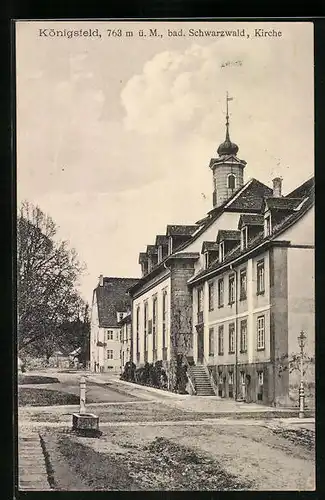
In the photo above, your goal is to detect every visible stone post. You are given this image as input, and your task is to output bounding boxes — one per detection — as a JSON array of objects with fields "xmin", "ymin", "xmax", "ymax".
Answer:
[{"xmin": 80, "ymin": 376, "xmax": 86, "ymax": 414}]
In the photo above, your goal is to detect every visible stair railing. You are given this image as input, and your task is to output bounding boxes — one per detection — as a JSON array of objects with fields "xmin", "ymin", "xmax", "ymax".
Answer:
[{"xmin": 201, "ymin": 354, "xmax": 219, "ymax": 396}]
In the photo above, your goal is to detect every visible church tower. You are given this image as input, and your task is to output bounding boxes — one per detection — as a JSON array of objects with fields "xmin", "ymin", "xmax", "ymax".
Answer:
[{"xmin": 209, "ymin": 93, "xmax": 246, "ymax": 208}]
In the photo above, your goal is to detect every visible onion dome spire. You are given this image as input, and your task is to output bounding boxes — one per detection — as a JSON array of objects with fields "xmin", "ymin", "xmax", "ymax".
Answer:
[{"xmin": 217, "ymin": 92, "xmax": 239, "ymax": 156}]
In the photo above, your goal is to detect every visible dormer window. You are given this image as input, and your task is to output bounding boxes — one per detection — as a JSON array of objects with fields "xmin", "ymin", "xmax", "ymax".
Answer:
[
  {"xmin": 264, "ymin": 214, "xmax": 271, "ymax": 237},
  {"xmin": 168, "ymin": 237, "xmax": 173, "ymax": 255},
  {"xmin": 219, "ymin": 241, "xmax": 225, "ymax": 262},
  {"xmin": 241, "ymin": 226, "xmax": 248, "ymax": 250},
  {"xmin": 117, "ymin": 312, "xmax": 126, "ymax": 323},
  {"xmin": 227, "ymin": 174, "xmax": 236, "ymax": 190},
  {"xmin": 204, "ymin": 252, "xmax": 209, "ymax": 269},
  {"xmin": 158, "ymin": 246, "xmax": 163, "ymax": 263}
]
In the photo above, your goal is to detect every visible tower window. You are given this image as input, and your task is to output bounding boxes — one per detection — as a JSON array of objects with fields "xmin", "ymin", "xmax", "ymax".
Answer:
[{"xmin": 227, "ymin": 174, "xmax": 236, "ymax": 190}]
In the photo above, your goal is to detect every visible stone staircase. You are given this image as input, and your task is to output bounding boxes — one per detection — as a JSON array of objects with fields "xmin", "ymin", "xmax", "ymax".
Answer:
[{"xmin": 188, "ymin": 365, "xmax": 216, "ymax": 396}]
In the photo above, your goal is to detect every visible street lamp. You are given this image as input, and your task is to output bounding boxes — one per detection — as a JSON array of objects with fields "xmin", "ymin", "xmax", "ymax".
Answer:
[{"xmin": 298, "ymin": 330, "xmax": 307, "ymax": 419}]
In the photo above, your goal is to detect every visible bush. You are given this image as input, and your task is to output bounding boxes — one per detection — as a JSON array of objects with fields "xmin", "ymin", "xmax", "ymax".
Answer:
[
  {"xmin": 120, "ymin": 361, "xmax": 136, "ymax": 382},
  {"xmin": 177, "ymin": 363, "xmax": 188, "ymax": 394},
  {"xmin": 126, "ymin": 358, "xmax": 189, "ymax": 394}
]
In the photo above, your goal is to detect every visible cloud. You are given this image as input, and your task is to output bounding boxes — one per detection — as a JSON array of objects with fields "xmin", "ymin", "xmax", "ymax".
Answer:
[{"xmin": 16, "ymin": 23, "xmax": 314, "ymax": 301}]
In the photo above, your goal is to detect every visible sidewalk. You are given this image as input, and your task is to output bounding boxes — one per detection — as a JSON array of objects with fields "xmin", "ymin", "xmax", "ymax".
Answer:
[
  {"xmin": 87, "ymin": 373, "xmax": 315, "ymax": 420},
  {"xmin": 18, "ymin": 429, "xmax": 51, "ymax": 490}
]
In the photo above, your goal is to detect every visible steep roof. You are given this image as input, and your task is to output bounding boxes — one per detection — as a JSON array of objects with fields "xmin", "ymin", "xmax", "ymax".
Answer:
[
  {"xmin": 129, "ymin": 178, "xmax": 274, "ymax": 295},
  {"xmin": 238, "ymin": 214, "xmax": 264, "ymax": 229},
  {"xmin": 188, "ymin": 177, "xmax": 314, "ymax": 286},
  {"xmin": 146, "ymin": 245, "xmax": 158, "ymax": 255},
  {"xmin": 138, "ymin": 252, "xmax": 147, "ymax": 264},
  {"xmin": 95, "ymin": 277, "xmax": 139, "ymax": 328},
  {"xmin": 202, "ymin": 241, "xmax": 219, "ymax": 253},
  {"xmin": 264, "ymin": 197, "xmax": 304, "ymax": 211},
  {"xmin": 155, "ymin": 235, "xmax": 169, "ymax": 246},
  {"xmin": 286, "ymin": 176, "xmax": 314, "ymax": 199},
  {"xmin": 216, "ymin": 230, "xmax": 241, "ymax": 243},
  {"xmin": 166, "ymin": 224, "xmax": 198, "ymax": 236},
  {"xmin": 224, "ymin": 178, "xmax": 273, "ymax": 211}
]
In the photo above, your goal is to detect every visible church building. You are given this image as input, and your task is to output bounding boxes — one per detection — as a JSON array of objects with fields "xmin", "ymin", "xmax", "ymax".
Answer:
[{"xmin": 127, "ymin": 96, "xmax": 314, "ymax": 406}]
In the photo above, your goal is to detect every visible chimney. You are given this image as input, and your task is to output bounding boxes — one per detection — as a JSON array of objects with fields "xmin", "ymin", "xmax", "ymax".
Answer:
[
  {"xmin": 272, "ymin": 177, "xmax": 282, "ymax": 197},
  {"xmin": 99, "ymin": 274, "xmax": 104, "ymax": 287}
]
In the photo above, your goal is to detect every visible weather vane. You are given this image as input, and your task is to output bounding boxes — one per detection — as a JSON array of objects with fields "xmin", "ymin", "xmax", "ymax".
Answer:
[{"xmin": 226, "ymin": 91, "xmax": 234, "ymax": 125}]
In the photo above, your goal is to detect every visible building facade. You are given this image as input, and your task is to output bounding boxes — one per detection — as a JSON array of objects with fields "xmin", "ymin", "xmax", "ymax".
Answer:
[
  {"xmin": 127, "ymin": 101, "xmax": 314, "ymax": 405},
  {"xmin": 90, "ymin": 275, "xmax": 138, "ymax": 373},
  {"xmin": 188, "ymin": 177, "xmax": 314, "ymax": 405}
]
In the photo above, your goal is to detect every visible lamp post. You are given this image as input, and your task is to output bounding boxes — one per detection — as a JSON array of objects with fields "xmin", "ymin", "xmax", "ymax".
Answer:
[{"xmin": 298, "ymin": 330, "xmax": 307, "ymax": 419}]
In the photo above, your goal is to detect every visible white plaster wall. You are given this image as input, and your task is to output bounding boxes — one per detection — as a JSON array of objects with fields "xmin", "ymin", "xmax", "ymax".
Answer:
[
  {"xmin": 193, "ymin": 251, "xmax": 271, "ymax": 367},
  {"xmin": 287, "ymin": 247, "xmax": 315, "ymax": 359},
  {"xmin": 186, "ymin": 211, "xmax": 242, "ymax": 273},
  {"xmin": 103, "ymin": 327, "xmax": 121, "ymax": 372},
  {"xmin": 132, "ymin": 276, "xmax": 171, "ymax": 364},
  {"xmin": 273, "ymin": 205, "xmax": 314, "ymax": 245}
]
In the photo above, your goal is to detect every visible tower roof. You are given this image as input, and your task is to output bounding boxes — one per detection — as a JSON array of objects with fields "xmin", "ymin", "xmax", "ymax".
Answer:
[{"xmin": 217, "ymin": 93, "xmax": 239, "ymax": 157}]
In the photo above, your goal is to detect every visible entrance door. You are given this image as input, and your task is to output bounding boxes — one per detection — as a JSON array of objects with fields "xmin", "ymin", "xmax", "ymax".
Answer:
[{"xmin": 197, "ymin": 332, "xmax": 204, "ymax": 364}]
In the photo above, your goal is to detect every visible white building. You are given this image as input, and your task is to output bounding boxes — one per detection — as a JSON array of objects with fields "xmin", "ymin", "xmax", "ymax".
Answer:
[{"xmin": 90, "ymin": 275, "xmax": 138, "ymax": 373}]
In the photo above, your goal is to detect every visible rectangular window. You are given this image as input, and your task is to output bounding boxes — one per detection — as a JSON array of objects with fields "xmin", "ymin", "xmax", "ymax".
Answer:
[
  {"xmin": 219, "ymin": 241, "xmax": 225, "ymax": 262},
  {"xmin": 240, "ymin": 371, "xmax": 245, "ymax": 385},
  {"xmin": 258, "ymin": 371, "xmax": 264, "ymax": 385},
  {"xmin": 228, "ymin": 274, "xmax": 235, "ymax": 304},
  {"xmin": 241, "ymin": 226, "xmax": 248, "ymax": 250},
  {"xmin": 257, "ymin": 260, "xmax": 265, "ymax": 294},
  {"xmin": 257, "ymin": 315, "xmax": 265, "ymax": 350},
  {"xmin": 158, "ymin": 246, "xmax": 163, "ymax": 263},
  {"xmin": 197, "ymin": 287, "xmax": 204, "ymax": 313},
  {"xmin": 218, "ymin": 278, "xmax": 224, "ymax": 308},
  {"xmin": 197, "ymin": 287, "xmax": 204, "ymax": 323},
  {"xmin": 229, "ymin": 372, "xmax": 234, "ymax": 385},
  {"xmin": 209, "ymin": 328, "xmax": 214, "ymax": 356},
  {"xmin": 205, "ymin": 252, "xmax": 209, "ymax": 269},
  {"xmin": 228, "ymin": 323, "xmax": 235, "ymax": 353},
  {"xmin": 218, "ymin": 325, "xmax": 224, "ymax": 355},
  {"xmin": 240, "ymin": 319, "xmax": 247, "ymax": 353},
  {"xmin": 107, "ymin": 349, "xmax": 113, "ymax": 359},
  {"xmin": 239, "ymin": 269, "xmax": 247, "ymax": 301},
  {"xmin": 107, "ymin": 330, "xmax": 113, "ymax": 341},
  {"xmin": 264, "ymin": 215, "xmax": 271, "ymax": 237},
  {"xmin": 162, "ymin": 290, "xmax": 167, "ymax": 349},
  {"xmin": 208, "ymin": 282, "xmax": 214, "ymax": 311}
]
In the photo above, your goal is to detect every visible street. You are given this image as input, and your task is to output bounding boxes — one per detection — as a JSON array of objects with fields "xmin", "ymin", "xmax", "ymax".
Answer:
[{"xmin": 18, "ymin": 370, "xmax": 315, "ymax": 491}]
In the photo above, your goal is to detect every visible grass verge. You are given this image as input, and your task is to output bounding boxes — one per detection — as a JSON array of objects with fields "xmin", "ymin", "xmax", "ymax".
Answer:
[
  {"xmin": 18, "ymin": 374, "xmax": 60, "ymax": 385},
  {"xmin": 18, "ymin": 388, "xmax": 80, "ymax": 406},
  {"xmin": 270, "ymin": 427, "xmax": 315, "ymax": 452},
  {"xmin": 49, "ymin": 432, "xmax": 252, "ymax": 490}
]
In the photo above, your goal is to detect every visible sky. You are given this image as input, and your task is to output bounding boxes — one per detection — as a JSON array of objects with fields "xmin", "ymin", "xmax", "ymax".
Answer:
[{"xmin": 16, "ymin": 21, "xmax": 314, "ymax": 305}]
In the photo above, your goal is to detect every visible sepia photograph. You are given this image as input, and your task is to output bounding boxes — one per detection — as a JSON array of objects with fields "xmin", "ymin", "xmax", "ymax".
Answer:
[{"xmin": 15, "ymin": 20, "xmax": 315, "ymax": 491}]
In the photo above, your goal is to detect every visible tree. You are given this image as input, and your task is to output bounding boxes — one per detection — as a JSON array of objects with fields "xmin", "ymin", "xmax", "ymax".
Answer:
[{"xmin": 17, "ymin": 201, "xmax": 86, "ymax": 362}]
